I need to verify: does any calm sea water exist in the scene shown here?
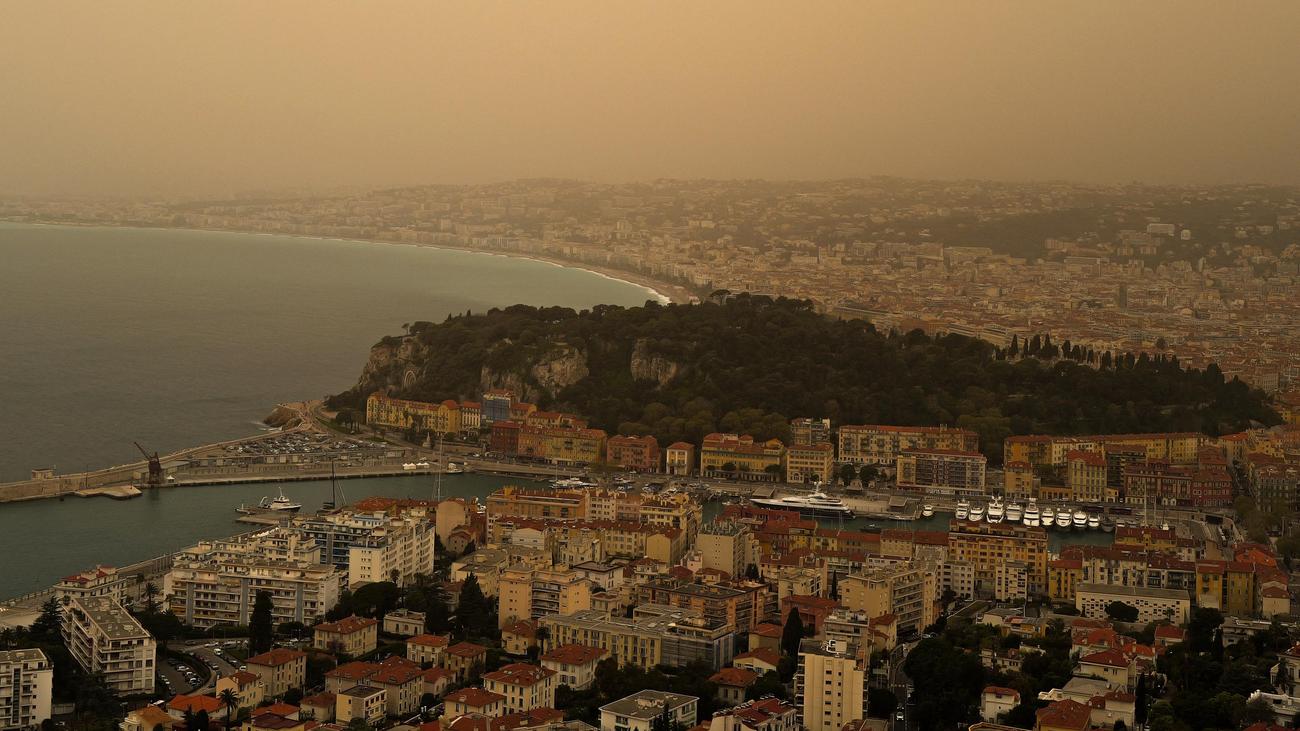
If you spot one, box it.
[0,222,657,481]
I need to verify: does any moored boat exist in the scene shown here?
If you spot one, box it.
[969,503,985,522]
[750,490,855,518]
[1055,508,1073,529]
[955,500,970,520]
[1006,502,1024,523]
[1073,509,1088,529]
[921,503,935,517]
[986,498,1005,524]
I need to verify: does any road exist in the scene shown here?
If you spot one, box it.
[887,640,917,731]
[158,639,248,697]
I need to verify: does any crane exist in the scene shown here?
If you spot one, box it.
[133,441,163,488]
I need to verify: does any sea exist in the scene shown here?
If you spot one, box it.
[0,222,659,595]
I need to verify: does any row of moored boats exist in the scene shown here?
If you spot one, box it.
[926,497,1115,531]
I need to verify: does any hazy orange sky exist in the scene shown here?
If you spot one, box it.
[2,1,1298,196]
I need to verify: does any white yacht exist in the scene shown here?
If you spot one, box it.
[1022,501,1040,527]
[259,487,301,512]
[552,477,596,489]
[1006,502,1023,523]
[1087,513,1101,530]
[986,498,1005,524]
[955,500,970,520]
[921,503,935,517]
[1073,509,1088,529]
[444,462,464,474]
[750,490,855,518]
[968,503,986,522]
[1040,509,1055,527]
[1055,507,1073,529]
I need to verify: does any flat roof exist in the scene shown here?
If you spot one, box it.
[1076,583,1191,600]
[600,690,697,720]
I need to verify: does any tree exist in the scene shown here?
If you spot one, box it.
[456,575,492,640]
[1243,696,1276,725]
[218,688,240,731]
[745,671,790,701]
[868,688,898,717]
[144,582,160,614]
[1105,601,1139,623]
[249,590,274,654]
[30,598,64,642]
[283,688,304,706]
[828,572,839,600]
[858,464,878,484]
[744,564,760,581]
[193,710,211,731]
[839,464,856,486]
[345,719,371,731]
[781,607,805,660]
[904,637,985,730]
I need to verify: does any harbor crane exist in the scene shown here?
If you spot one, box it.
[133,441,164,488]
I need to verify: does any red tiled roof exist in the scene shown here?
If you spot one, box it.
[326,661,379,681]
[734,648,781,667]
[540,643,607,666]
[750,622,783,638]
[372,663,424,685]
[710,667,758,687]
[983,686,1020,698]
[1036,699,1092,731]
[314,615,378,635]
[300,693,335,709]
[409,633,452,648]
[169,695,223,714]
[264,703,299,717]
[247,648,306,667]
[445,688,506,707]
[483,663,556,688]
[1080,648,1130,668]
[447,641,488,658]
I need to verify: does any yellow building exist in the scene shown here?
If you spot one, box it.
[313,616,378,657]
[486,487,586,526]
[1003,462,1037,500]
[365,393,461,434]
[947,521,1048,596]
[786,442,834,484]
[1066,451,1107,503]
[1046,559,1082,602]
[840,562,937,635]
[1194,561,1255,617]
[796,639,866,731]
[896,449,986,496]
[838,424,979,465]
[699,433,785,481]
[518,425,607,465]
[498,567,593,629]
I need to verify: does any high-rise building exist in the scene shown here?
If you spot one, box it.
[62,597,156,695]
[840,562,937,635]
[498,566,593,628]
[796,639,867,731]
[838,425,978,466]
[0,649,52,730]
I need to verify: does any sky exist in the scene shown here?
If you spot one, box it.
[2,1,1299,196]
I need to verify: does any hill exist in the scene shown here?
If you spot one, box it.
[326,296,1279,462]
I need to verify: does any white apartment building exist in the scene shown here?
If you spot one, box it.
[0,649,53,730]
[54,566,128,606]
[62,597,156,695]
[166,529,342,628]
[346,513,436,588]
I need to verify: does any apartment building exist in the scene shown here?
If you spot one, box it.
[699,434,785,482]
[796,639,867,731]
[483,663,557,714]
[245,648,307,698]
[346,512,437,588]
[790,418,832,447]
[600,690,698,731]
[607,435,661,472]
[1004,432,1205,468]
[498,566,593,628]
[449,545,550,597]
[62,597,156,695]
[1067,451,1108,503]
[335,685,387,726]
[0,649,52,730]
[541,606,736,670]
[896,449,987,496]
[1075,584,1191,624]
[513,424,608,465]
[665,442,695,476]
[696,522,759,578]
[838,425,978,466]
[54,566,127,606]
[785,443,834,485]
[313,616,379,656]
[540,644,608,691]
[486,487,586,528]
[840,563,937,635]
[947,521,1048,596]
[637,578,762,632]
[166,530,342,628]
[822,610,898,656]
[1122,461,1233,508]
[366,392,461,435]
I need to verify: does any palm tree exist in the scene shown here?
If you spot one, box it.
[218,688,240,731]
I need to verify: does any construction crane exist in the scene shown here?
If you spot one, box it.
[133,441,164,488]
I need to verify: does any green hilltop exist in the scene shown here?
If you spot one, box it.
[328,295,1279,462]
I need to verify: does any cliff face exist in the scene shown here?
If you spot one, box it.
[630,338,682,387]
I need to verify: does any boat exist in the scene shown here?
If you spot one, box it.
[1006,502,1023,523]
[750,490,855,518]
[921,503,935,517]
[1101,516,1116,532]
[1073,509,1088,529]
[1023,500,1040,527]
[259,488,301,512]
[1087,514,1101,530]
[1055,508,1073,529]
[986,498,1005,524]
[445,462,464,474]
[955,500,970,520]
[1040,510,1055,528]
[968,503,985,522]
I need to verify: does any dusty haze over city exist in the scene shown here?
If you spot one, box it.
[2,0,1299,196]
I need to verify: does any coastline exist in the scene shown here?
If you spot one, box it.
[2,219,695,305]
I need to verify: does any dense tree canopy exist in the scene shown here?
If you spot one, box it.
[331,296,1278,462]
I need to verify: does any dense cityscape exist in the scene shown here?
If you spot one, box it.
[4,179,1299,392]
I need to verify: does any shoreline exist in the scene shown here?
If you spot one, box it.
[1,219,696,305]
